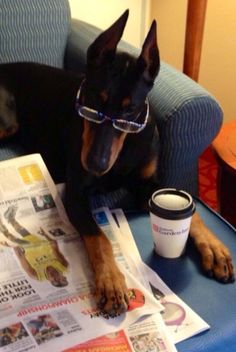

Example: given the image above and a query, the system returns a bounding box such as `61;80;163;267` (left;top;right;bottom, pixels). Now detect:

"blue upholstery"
0;1;223;197
0;0;70;67
150;64;222;194
0;0;71;162
127;199;236;352
0;139;26;160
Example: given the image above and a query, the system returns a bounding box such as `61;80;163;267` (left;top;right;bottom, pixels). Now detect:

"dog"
0;10;234;317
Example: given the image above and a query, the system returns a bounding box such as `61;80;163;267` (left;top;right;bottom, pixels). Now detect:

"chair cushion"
0;138;26;161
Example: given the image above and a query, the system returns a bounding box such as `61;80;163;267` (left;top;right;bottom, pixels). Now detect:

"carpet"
198;146;218;211
199;146;236;229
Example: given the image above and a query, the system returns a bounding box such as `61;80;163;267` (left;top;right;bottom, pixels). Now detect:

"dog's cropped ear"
87;10;129;66
137;20;160;82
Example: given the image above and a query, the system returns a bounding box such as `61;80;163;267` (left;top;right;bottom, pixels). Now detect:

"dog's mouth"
81;161;110;177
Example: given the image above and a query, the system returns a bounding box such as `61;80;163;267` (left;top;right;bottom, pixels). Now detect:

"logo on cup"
152;223;159;232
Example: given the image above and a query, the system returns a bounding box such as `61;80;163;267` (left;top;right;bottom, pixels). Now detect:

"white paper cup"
149;188;196;258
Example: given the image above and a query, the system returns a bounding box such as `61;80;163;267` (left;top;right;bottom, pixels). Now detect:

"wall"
199;0;236;123
68;1;236;123
151;0;236;123
68;0;150;48
150;0;187;71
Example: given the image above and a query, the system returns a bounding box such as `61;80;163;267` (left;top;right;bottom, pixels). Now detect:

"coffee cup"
149;188;196;258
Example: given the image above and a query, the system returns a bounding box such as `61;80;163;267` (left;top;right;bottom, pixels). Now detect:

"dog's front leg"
65;179;129;316
82;227;129;316
190;213;234;283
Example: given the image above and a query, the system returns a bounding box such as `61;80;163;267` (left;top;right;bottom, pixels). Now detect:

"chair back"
0;0;71;67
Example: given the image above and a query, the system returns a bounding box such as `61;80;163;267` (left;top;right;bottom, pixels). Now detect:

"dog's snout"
87;154;109;176
98;156;109;172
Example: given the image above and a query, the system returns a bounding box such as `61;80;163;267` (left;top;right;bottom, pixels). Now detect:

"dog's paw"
95;264;129;317
198;238;235;283
190;213;235;283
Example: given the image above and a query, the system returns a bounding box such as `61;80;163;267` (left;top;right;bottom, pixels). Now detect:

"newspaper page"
0;154;163;352
112;208;210;344
65;314;176;352
64;207;177;352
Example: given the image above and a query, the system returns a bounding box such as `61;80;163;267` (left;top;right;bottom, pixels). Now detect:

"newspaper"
64;207;177;352
0;154;163;352
65;314;176;352
0;153;209;352
65;206;209;351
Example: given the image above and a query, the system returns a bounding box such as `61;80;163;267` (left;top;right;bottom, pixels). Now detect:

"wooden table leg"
183;0;208;82
218;161;236;228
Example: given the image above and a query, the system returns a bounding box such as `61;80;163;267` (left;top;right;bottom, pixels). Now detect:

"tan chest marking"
140;157;157;179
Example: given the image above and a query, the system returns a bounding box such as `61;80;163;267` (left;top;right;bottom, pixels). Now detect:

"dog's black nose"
87;155;110;176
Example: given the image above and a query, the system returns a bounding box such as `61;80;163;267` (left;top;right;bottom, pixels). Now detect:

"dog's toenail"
98;297;107;308
220;276;228;283
120;303;127;312
125;294;129;304
109;310;117;318
206;270;213;278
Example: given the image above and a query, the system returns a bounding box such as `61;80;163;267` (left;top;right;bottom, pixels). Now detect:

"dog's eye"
123;106;136;118
123;109;132;116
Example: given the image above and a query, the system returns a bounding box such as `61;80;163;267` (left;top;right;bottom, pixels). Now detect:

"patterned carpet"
198;146;218;211
199;146;236;228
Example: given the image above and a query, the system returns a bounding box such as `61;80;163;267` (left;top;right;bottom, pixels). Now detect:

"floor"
198;146;218;211
199;144;236;228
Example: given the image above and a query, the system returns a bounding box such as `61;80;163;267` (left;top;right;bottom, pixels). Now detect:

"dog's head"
77;10;160;176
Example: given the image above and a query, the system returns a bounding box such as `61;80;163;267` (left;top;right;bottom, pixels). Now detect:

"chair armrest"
150;63;223;195
65;19;223;196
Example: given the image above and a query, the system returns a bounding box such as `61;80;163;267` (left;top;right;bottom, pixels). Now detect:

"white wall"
68;0;150;48
150;0;187;71
151;0;236;123
199;0;236;123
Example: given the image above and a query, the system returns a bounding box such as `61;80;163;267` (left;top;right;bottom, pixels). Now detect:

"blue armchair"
0;0;223;197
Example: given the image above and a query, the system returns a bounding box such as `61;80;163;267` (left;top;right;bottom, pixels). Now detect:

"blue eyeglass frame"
75;80;149;133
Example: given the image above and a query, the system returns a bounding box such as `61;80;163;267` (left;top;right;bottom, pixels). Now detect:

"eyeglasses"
75;81;149;133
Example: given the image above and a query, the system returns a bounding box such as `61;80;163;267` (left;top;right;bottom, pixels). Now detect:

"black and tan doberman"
0;10;234;317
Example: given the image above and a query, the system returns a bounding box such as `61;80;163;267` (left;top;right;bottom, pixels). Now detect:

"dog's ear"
137;20;160;82
87;10;129;66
